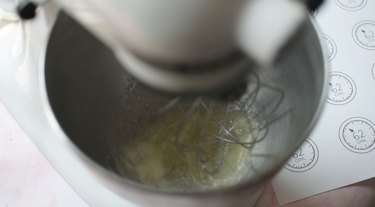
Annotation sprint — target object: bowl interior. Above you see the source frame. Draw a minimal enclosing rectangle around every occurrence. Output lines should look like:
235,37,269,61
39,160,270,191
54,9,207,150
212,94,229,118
45,12,325,192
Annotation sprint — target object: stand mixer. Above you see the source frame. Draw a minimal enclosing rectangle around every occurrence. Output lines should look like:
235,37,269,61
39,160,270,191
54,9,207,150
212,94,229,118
19,0,323,96
0,0,326,206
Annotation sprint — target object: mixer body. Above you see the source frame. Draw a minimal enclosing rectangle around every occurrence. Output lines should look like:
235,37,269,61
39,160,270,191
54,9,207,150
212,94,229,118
45,0,310,95
0,1,327,207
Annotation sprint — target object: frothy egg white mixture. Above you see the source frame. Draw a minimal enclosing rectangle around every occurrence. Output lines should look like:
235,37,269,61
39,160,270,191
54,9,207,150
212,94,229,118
120,104,259,192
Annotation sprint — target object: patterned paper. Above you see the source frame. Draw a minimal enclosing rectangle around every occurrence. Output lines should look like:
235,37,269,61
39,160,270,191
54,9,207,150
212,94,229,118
272,0,375,204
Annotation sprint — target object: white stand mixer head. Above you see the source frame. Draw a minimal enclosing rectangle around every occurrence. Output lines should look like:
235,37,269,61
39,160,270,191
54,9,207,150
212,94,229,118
18,0,323,96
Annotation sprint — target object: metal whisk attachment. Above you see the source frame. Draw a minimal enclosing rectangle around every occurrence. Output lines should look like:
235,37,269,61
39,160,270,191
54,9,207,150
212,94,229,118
152,71,288,175
117,71,290,192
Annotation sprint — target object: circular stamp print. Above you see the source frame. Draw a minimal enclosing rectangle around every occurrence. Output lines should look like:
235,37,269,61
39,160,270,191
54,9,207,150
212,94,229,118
334,0,367,11
327,72,357,105
352,20,375,50
285,138,319,172
322,34,337,61
339,117,375,154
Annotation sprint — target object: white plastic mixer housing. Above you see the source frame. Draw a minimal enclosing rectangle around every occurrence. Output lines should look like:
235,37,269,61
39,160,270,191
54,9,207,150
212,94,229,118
48,0,308,94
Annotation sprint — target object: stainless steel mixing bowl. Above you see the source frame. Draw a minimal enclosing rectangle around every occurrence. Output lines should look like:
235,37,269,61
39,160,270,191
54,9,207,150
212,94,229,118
44,12,327,207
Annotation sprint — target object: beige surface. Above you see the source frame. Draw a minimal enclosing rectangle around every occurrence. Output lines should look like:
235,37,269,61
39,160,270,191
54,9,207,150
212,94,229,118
0,102,89,207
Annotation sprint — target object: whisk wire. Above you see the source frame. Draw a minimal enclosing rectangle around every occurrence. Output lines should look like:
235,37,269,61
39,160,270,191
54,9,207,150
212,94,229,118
144,70,291,177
